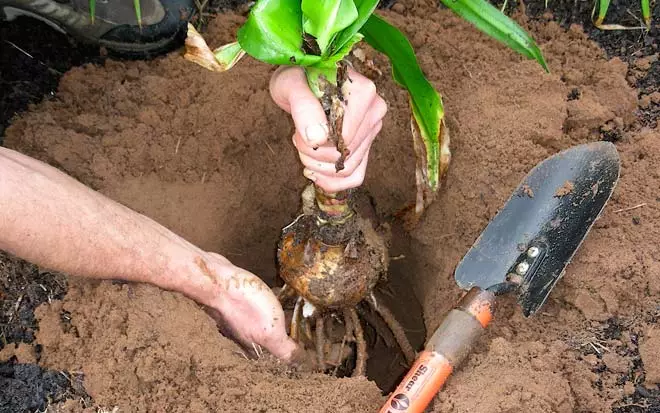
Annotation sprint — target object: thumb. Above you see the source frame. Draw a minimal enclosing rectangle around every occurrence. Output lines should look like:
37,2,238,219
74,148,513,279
262,334,302,362
270,67,329,147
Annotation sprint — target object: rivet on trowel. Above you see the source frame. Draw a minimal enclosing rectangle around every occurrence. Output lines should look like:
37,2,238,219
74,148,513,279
506,273,524,284
516,261,530,275
527,246,540,258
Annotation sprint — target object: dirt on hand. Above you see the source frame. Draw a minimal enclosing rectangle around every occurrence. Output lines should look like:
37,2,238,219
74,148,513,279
1,1,658,412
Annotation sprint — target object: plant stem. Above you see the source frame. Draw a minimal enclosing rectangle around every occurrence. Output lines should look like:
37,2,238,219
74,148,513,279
305,62,357,236
315,186,353,225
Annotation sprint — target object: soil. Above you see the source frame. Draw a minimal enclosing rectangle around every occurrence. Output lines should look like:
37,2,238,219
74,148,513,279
520,0,660,131
554,180,575,197
0,251,68,348
1,0,659,412
0,358,89,413
0,18,101,142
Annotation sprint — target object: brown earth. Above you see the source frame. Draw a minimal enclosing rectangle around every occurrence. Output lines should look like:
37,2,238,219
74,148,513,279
2,1,659,412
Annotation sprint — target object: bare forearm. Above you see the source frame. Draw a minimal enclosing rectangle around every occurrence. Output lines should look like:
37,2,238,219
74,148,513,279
0,147,221,304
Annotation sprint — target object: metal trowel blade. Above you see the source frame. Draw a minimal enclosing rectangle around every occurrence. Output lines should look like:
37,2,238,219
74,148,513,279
454,141,621,316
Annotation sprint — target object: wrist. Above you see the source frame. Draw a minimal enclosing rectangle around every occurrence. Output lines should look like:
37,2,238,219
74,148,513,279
160,248,233,308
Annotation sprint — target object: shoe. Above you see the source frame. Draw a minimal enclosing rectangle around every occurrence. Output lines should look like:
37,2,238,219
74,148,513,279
0,0,195,58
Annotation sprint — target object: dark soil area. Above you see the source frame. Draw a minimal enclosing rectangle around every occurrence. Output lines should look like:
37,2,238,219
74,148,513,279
0,253,83,412
0,360,88,413
0,18,101,141
0,251,67,348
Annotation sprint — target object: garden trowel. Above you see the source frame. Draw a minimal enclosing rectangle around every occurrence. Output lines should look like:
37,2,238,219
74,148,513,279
379,141,620,413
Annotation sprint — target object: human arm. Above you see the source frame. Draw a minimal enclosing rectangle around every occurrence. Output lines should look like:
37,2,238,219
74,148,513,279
0,147,299,361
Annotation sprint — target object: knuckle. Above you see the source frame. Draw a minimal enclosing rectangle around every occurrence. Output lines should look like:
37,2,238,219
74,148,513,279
342,177,363,191
374,96,388,118
289,100,309,117
338,166,356,178
299,154,314,168
348,170,366,187
363,79,377,96
339,158,360,177
318,178,344,193
372,120,383,137
279,65,304,82
351,72,376,96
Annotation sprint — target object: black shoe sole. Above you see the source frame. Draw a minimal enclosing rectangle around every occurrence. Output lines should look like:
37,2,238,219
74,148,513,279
97,0,194,59
0,0,194,59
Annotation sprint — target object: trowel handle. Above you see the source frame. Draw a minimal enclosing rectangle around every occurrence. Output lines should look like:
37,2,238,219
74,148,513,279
378,287,496,413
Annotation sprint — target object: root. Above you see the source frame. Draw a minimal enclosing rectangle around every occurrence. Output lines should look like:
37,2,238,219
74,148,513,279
283,294,412,378
343,308,354,341
277,284,295,301
302,316,313,342
348,308,367,377
316,316,326,371
356,305,397,349
290,297,302,341
332,334,348,376
367,295,416,366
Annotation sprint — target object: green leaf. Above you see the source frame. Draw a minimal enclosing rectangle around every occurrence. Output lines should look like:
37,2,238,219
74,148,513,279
641,0,650,28
134,0,142,28
439,0,549,72
89,0,95,23
214,42,247,70
594,0,611,26
360,14,446,192
237,0,322,66
306,33,363,95
321,33,364,66
330,0,379,53
305,65,338,97
301,0,358,54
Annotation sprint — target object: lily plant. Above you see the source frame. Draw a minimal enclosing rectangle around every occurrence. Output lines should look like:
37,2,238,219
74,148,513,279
184,0,548,217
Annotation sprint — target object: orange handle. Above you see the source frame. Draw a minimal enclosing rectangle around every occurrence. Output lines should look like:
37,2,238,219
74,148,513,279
378,351,452,412
379,287,496,413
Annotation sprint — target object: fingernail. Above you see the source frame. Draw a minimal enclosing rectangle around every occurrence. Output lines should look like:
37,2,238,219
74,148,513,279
303,168,317,182
304,123,328,146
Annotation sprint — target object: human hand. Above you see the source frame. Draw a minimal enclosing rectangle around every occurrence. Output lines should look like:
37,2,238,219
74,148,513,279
190,252,302,362
269,66,387,193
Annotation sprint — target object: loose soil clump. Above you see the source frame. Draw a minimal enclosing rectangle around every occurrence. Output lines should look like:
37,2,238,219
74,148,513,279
1,1,659,412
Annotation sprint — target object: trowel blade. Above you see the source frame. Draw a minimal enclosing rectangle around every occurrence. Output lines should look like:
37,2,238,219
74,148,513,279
454,142,620,316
